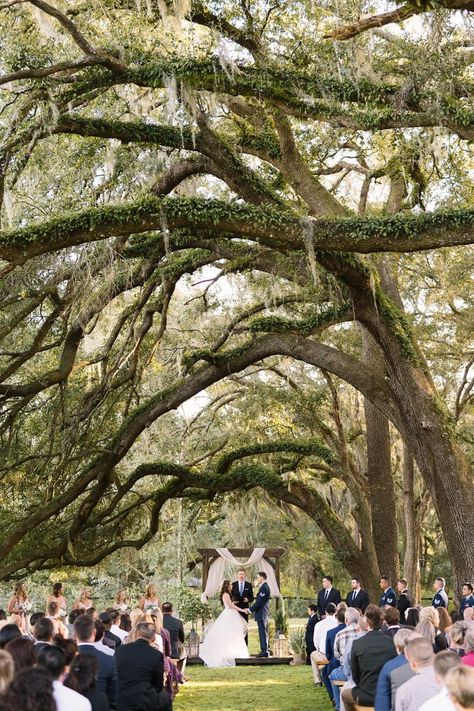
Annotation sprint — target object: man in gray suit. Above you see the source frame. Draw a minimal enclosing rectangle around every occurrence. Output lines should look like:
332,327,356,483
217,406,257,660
162,601,185,670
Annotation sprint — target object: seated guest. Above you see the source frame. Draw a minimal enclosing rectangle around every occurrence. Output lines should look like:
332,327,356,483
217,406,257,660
68,609,83,638
38,644,91,710
395,637,437,711
405,608,420,628
417,606,448,652
305,604,318,663
317,576,342,618
0,624,21,649
432,577,449,609
328,607,361,711
74,613,118,709
321,606,346,703
99,613,122,650
465,609,474,623
94,620,115,657
345,578,370,613
380,576,398,608
438,608,454,634
4,637,35,672
33,616,54,658
341,604,396,711
66,653,110,711
383,607,402,638
445,665,474,711
374,628,419,711
449,622,468,657
114,622,171,711
419,650,461,711
54,635,78,669
108,611,128,643
461,627,474,667
459,584,474,618
46,600,68,638
119,614,131,634
29,611,45,629
0,649,14,693
310,602,338,685
397,579,413,623
0,666,56,711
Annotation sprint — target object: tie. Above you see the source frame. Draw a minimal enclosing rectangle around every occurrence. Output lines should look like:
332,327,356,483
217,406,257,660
324,590,329,601
240,582,243,596
352,591,356,602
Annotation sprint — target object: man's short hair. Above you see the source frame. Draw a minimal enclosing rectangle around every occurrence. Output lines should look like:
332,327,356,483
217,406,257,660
135,623,155,642
34,617,53,642
29,612,45,627
68,609,82,625
325,603,337,615
238,569,246,574
465,625,474,653
37,645,66,681
108,610,120,623
435,576,446,586
98,612,111,626
336,608,346,624
398,578,408,587
351,577,360,584
433,650,461,680
393,628,419,651
308,604,317,614
365,604,383,630
405,637,435,665
162,602,173,613
445,666,474,708
463,582,474,593
258,572,267,580
47,601,58,616
345,608,360,625
74,614,95,642
381,575,391,583
323,575,333,584
383,607,400,626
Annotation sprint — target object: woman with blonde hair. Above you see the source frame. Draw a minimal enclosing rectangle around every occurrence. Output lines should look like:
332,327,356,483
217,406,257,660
6,583,30,633
445,665,474,710
113,589,129,612
138,583,160,613
416,606,448,652
0,649,14,693
72,588,93,611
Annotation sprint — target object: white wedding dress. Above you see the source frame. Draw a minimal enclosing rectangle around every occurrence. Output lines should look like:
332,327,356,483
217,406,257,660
199,594,249,667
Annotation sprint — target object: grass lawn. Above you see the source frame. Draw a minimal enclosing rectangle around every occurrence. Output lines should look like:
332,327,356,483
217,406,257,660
174,665,333,711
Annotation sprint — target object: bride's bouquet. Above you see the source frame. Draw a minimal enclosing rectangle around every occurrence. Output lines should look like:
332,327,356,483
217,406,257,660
59,607,67,618
19,601,32,613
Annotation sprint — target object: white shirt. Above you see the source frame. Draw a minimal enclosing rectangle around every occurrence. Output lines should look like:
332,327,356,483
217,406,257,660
53,680,91,711
419,686,455,711
313,614,339,653
111,623,128,642
93,640,114,656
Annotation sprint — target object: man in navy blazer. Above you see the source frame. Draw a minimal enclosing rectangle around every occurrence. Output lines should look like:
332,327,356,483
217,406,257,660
317,576,342,618
321,607,346,701
74,613,118,709
248,571,271,657
345,578,370,613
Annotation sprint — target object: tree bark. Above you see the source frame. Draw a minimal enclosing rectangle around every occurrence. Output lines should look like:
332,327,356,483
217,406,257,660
402,444,421,602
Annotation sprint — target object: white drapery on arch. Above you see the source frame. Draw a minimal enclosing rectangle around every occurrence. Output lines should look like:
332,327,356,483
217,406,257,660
200,547,281,603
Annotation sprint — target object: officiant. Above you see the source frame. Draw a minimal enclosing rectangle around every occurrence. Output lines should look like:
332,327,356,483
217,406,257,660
232,569,254,645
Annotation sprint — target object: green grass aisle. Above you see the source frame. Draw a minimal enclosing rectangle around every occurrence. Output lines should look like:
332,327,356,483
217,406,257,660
174,665,334,711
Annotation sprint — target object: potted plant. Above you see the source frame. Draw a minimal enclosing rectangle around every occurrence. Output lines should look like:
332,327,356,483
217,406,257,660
273,606,289,637
290,627,306,664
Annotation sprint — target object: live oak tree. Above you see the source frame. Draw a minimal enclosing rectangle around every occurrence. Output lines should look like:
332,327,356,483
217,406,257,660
0,0,472,592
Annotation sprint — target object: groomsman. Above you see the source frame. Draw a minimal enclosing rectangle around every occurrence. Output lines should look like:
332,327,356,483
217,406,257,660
379,576,397,608
345,578,370,612
305,605,318,663
232,569,254,645
249,572,271,657
317,576,341,619
460,583,474,617
432,576,449,608
396,578,413,622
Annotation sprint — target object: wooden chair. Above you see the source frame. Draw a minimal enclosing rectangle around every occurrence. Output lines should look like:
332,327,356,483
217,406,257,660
333,680,345,687
354,706,374,711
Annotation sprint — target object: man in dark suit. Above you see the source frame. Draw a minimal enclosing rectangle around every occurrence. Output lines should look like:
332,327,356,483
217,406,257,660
232,569,254,645
74,613,118,709
341,604,396,711
115,622,171,711
33,616,53,660
248,572,271,657
162,601,185,659
305,604,318,664
317,575,342,618
345,578,370,612
99,612,122,650
396,578,413,622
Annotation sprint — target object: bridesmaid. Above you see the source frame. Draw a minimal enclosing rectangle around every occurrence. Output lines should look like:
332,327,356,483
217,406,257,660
138,583,160,613
113,590,129,612
7,582,30,633
46,583,67,617
72,588,93,611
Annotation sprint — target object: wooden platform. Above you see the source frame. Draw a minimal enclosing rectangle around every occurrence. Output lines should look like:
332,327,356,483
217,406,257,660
187,656,294,666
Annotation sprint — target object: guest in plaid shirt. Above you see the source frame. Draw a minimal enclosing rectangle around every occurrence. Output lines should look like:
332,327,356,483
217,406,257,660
325,608,361,710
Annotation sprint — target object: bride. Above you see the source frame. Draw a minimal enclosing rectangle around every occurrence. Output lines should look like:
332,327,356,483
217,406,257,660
199,579,250,667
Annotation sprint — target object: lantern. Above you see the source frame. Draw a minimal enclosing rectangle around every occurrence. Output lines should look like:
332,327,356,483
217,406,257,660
273,633,289,658
187,628,200,658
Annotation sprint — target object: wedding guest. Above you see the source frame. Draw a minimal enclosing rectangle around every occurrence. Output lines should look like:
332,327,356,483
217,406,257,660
0,624,21,649
449,621,468,657
162,602,185,669
382,607,401,638
65,653,110,711
119,614,131,634
419,650,461,711
46,600,69,638
108,611,128,643
94,620,115,657
68,609,84,638
138,584,160,614
405,608,420,628
99,613,122,650
374,628,419,711
417,606,448,652
310,602,339,684
380,576,397,608
345,578,370,613
438,607,454,634
0,611,8,631
305,605,318,663
38,644,92,711
0,649,14,693
4,637,35,672
115,622,171,711
395,637,438,711
46,583,67,616
33,617,54,658
445,665,474,709
113,591,129,613
29,611,45,628
461,626,474,667
327,607,361,711
321,607,346,702
6,583,30,632
432,577,449,609
397,579,413,622
73,589,94,611
74,613,118,709
317,576,342,619
0,666,56,711
53,634,77,669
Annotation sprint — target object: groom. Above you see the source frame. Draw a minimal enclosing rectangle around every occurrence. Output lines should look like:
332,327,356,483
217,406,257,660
232,569,254,645
248,571,271,657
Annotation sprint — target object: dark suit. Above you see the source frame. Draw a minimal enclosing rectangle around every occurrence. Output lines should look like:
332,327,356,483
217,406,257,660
84,688,110,711
317,587,341,618
114,638,171,711
345,588,370,613
322,623,345,700
33,641,51,660
104,629,122,649
232,580,254,645
350,630,397,706
77,643,118,710
397,589,412,622
305,614,317,663
162,613,185,659
250,582,270,655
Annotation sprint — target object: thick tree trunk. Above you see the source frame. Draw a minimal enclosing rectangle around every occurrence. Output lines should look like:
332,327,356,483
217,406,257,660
402,444,421,602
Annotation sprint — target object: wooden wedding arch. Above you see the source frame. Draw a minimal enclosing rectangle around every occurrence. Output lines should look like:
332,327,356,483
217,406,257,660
197,548,285,592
